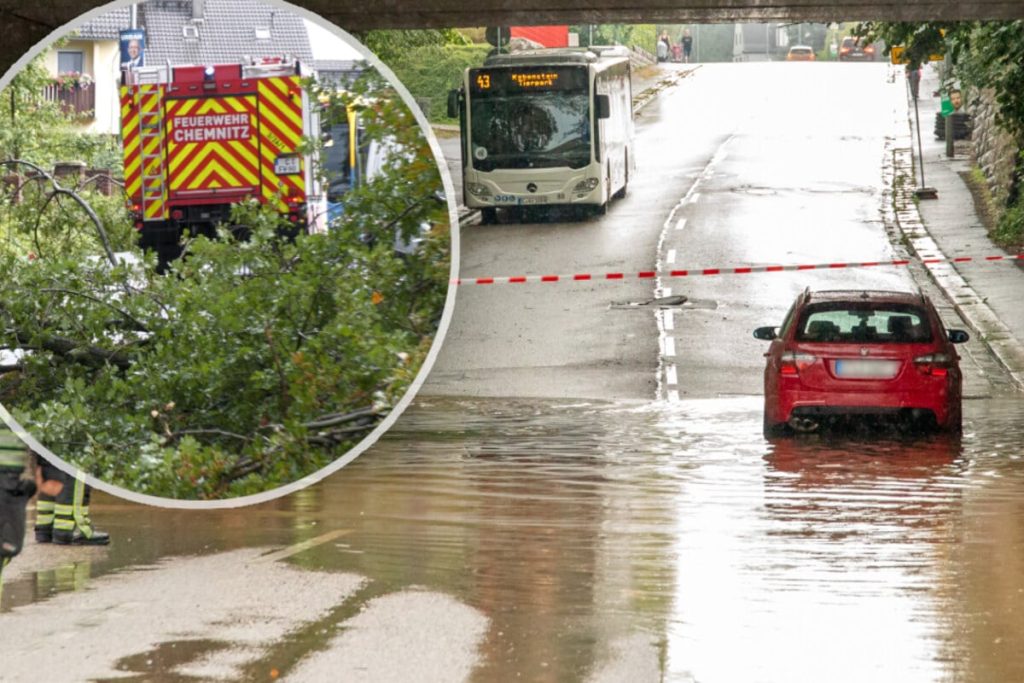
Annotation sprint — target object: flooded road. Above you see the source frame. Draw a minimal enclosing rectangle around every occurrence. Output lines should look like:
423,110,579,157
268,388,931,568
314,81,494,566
2,62,1023,682
4,395,1023,681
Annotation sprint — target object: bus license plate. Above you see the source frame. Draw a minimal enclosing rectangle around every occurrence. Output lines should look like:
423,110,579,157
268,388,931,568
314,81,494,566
494,195,548,205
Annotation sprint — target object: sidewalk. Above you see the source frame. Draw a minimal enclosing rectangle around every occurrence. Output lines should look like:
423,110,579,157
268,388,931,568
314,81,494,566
896,64,1024,388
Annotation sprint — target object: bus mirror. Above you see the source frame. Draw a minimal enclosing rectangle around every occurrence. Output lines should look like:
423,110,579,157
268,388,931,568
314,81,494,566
447,90,460,119
595,94,611,119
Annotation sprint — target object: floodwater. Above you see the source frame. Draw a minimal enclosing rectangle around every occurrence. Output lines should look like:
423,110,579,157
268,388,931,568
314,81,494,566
3,395,1024,682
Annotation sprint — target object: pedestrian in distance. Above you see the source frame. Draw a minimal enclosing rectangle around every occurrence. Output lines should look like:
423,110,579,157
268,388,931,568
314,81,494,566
657,31,671,62
680,29,694,64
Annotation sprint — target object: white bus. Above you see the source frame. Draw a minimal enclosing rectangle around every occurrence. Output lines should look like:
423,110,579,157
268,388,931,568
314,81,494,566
448,46,635,224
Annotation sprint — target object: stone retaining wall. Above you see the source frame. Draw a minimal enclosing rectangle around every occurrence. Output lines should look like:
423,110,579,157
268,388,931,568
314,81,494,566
968,88,1021,211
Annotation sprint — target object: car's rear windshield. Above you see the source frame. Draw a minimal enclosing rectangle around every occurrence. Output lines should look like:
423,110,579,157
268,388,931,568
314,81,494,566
795,303,933,343
791,48,812,54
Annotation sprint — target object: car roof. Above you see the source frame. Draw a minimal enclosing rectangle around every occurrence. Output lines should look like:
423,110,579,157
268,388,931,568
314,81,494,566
804,290,927,305
789,45,813,51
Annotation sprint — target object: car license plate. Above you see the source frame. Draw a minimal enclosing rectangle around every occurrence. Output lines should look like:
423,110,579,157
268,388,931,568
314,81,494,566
521,196,548,205
275,155,301,175
834,359,900,379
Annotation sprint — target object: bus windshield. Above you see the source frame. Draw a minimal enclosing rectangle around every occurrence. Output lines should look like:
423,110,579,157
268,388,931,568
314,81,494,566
469,91,591,171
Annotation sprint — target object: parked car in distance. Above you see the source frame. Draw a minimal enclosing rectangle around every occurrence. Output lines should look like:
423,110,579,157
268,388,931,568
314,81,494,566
786,46,816,62
753,289,969,437
838,36,876,62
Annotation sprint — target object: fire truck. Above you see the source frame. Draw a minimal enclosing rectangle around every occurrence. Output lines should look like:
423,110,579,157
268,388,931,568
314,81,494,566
119,57,325,270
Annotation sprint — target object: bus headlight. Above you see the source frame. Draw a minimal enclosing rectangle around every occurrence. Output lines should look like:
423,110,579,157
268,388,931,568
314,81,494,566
467,183,491,197
573,178,599,193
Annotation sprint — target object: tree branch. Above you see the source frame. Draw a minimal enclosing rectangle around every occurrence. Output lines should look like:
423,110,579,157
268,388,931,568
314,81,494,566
39,287,149,332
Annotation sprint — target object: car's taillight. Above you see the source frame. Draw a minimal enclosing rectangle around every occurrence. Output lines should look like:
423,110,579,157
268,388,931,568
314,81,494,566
840,47,850,54
865,46,875,53
170,209,184,220
914,353,952,377
780,351,816,376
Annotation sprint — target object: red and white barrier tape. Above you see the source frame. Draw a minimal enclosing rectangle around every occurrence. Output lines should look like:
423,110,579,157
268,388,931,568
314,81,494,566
453,253,1024,286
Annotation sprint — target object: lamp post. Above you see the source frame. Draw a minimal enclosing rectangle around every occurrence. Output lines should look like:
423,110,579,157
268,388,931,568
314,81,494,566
908,67,938,199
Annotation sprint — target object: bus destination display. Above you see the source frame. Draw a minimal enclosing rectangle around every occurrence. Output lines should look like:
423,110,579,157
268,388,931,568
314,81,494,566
469,67,587,94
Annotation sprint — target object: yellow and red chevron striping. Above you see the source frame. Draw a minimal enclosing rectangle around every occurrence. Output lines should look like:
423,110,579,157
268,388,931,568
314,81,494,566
120,87,142,207
119,70,312,222
258,76,305,211
165,95,259,196
137,84,166,221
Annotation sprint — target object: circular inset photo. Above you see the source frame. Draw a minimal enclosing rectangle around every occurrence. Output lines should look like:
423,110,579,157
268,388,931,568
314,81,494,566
0,0,458,504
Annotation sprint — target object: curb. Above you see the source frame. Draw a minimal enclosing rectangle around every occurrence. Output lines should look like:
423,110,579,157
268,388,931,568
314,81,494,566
890,143,1024,390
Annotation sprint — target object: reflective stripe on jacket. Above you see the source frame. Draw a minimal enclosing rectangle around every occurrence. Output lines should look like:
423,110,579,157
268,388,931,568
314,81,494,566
0,427,26,470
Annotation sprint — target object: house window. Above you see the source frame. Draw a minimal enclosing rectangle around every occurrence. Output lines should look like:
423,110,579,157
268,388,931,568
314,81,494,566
254,26,271,40
57,51,84,75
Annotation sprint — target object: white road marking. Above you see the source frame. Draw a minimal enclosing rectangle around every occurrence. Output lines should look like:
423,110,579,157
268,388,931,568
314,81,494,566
258,529,351,563
655,133,735,402
283,591,489,683
663,336,676,358
666,365,678,386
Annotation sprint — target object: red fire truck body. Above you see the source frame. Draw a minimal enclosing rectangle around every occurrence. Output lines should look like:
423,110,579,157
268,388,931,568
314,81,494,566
119,57,324,268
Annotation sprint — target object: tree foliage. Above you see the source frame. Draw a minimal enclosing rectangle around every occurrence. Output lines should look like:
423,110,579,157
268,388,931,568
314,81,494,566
0,70,451,500
862,20,1024,248
861,21,1024,145
573,24,656,52
0,52,121,169
356,29,470,67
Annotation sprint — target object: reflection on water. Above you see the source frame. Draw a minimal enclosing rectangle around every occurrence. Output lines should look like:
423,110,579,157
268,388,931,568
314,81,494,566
321,396,1024,682
4,395,1023,682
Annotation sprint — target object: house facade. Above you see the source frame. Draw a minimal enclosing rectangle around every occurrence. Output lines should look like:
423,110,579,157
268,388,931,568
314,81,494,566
43,8,129,134
44,0,324,135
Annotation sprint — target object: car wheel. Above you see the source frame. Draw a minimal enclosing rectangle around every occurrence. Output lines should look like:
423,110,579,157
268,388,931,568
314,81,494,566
941,404,963,434
763,414,788,439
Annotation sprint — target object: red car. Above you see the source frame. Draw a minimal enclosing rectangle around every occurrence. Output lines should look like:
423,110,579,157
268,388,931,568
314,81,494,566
754,289,968,437
838,36,876,62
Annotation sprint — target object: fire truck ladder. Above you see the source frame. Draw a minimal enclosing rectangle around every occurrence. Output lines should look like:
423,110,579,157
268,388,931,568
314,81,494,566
137,81,166,221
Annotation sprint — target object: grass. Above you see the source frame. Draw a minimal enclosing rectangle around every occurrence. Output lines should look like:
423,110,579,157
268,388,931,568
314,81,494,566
960,166,1024,251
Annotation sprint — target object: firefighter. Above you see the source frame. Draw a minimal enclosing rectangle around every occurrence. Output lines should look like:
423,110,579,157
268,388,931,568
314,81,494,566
34,456,109,546
0,424,36,598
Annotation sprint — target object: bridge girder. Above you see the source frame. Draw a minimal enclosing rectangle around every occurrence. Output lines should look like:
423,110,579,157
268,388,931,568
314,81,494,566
1,1,1022,80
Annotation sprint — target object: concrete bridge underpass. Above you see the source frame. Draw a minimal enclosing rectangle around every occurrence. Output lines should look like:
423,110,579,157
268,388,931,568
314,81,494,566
1,0,1022,78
